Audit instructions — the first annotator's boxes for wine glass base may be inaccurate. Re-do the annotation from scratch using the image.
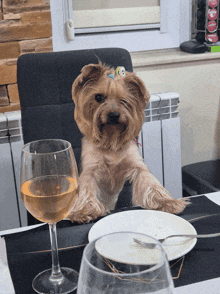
[32,267,78,294]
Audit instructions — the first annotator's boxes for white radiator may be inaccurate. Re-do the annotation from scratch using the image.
[138,92,182,200]
[0,111,26,231]
[0,92,182,230]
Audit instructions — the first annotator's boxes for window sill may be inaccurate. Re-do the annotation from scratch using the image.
[131,48,220,69]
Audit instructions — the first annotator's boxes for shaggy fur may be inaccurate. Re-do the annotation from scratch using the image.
[67,63,188,223]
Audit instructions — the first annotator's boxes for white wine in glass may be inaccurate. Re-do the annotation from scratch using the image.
[20,139,79,294]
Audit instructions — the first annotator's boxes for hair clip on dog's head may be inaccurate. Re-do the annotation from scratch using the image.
[116,66,126,77]
[108,74,114,79]
[108,67,126,80]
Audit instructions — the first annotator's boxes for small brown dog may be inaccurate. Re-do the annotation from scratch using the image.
[68,63,188,223]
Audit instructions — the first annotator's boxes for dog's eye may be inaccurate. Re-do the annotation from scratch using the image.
[95,94,105,103]
[122,99,127,105]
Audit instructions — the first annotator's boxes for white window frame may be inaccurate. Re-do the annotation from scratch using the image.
[50,0,191,53]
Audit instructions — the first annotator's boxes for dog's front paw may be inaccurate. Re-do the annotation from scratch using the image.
[150,189,189,214]
[134,185,189,214]
[66,199,107,224]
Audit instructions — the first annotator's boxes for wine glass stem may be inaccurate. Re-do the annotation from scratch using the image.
[49,223,64,283]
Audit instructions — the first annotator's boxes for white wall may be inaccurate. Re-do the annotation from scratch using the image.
[135,59,220,167]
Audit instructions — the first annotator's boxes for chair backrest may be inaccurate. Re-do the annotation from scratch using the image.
[17,48,133,169]
[17,48,134,218]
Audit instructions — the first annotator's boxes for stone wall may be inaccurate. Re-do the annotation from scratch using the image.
[0,0,52,113]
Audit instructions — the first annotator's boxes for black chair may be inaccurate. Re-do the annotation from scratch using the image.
[17,48,134,225]
[182,160,220,196]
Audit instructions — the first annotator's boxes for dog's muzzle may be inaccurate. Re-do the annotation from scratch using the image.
[107,112,120,125]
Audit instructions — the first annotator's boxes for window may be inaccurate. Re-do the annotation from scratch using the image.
[73,0,160,34]
[50,0,191,52]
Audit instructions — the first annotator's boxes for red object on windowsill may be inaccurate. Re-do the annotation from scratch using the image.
[208,8,218,21]
[206,33,218,42]
[208,0,218,8]
[207,20,217,32]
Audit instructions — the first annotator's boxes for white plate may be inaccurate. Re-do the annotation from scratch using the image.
[95,232,165,265]
[88,210,197,261]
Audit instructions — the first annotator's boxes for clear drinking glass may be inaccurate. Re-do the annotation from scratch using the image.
[20,139,79,294]
[77,232,174,294]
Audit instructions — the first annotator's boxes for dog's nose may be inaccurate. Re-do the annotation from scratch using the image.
[107,112,120,125]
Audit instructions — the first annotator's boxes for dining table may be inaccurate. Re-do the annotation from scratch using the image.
[1,191,220,294]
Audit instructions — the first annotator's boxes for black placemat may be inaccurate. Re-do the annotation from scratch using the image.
[171,196,220,287]
[3,221,93,294]
[2,195,220,293]
[171,213,220,287]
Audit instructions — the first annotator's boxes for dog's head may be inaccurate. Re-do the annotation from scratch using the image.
[72,63,150,151]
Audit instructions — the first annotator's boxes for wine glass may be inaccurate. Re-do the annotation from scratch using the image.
[20,139,79,294]
[77,232,174,294]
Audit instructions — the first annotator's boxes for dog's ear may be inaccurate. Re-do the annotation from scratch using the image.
[72,63,104,103]
[77,63,103,84]
[124,73,150,109]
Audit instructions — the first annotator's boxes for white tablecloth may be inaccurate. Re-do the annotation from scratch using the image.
[1,192,220,294]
